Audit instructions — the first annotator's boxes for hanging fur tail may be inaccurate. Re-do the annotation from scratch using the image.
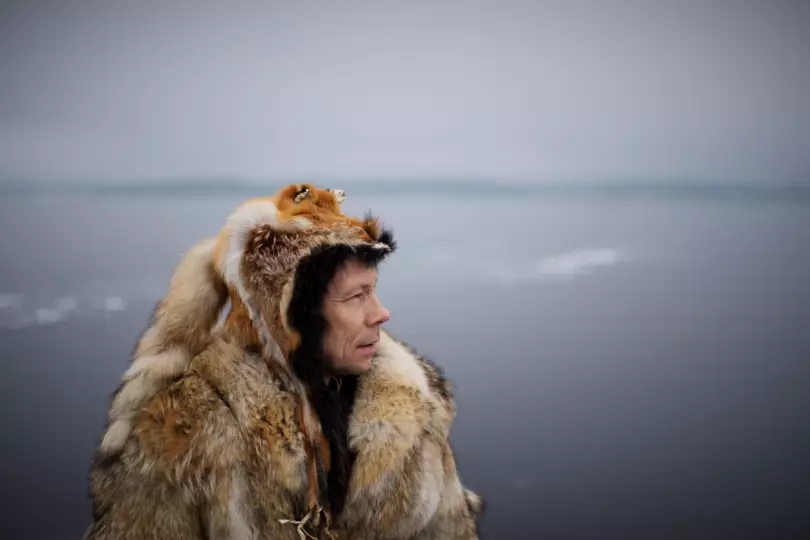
[99,236,229,456]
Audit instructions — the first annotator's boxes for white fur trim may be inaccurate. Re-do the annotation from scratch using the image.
[100,419,133,454]
[220,201,289,368]
[293,216,312,228]
[221,200,280,286]
[372,332,431,397]
[120,348,191,385]
[278,277,296,336]
[100,348,193,454]
[403,439,444,535]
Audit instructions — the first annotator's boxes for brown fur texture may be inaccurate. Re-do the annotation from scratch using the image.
[99,237,227,454]
[84,185,483,539]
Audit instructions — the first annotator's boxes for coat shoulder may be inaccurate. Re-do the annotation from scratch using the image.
[85,349,247,538]
[85,339,312,539]
[92,359,244,488]
[93,339,276,486]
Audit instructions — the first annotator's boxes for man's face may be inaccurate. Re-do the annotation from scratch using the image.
[321,258,391,374]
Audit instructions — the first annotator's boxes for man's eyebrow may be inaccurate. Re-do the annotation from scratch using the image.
[346,280,375,295]
[334,275,378,298]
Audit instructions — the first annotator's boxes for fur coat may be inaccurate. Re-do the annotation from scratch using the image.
[82,185,483,539]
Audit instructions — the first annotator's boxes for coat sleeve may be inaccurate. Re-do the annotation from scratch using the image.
[83,432,211,540]
[82,453,204,540]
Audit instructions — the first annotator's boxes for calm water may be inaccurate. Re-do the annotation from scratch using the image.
[2,193,810,539]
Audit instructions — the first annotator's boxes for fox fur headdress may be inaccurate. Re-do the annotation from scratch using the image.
[98,184,396,518]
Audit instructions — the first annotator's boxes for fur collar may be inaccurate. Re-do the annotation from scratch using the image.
[191,327,449,483]
[183,325,452,528]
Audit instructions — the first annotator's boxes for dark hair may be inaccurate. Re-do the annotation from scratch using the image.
[286,243,390,516]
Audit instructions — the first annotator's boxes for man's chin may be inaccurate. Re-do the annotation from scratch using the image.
[337,356,373,375]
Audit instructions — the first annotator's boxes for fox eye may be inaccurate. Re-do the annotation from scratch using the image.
[294,187,310,203]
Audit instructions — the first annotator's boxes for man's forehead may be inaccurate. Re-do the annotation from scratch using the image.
[331,260,377,290]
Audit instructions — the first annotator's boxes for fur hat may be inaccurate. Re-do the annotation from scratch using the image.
[215,191,395,380]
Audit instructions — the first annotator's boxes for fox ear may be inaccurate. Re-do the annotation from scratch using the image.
[359,212,396,252]
[328,188,346,203]
[361,213,381,239]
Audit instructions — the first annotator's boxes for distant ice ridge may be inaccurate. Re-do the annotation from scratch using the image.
[0,275,172,329]
[482,248,629,285]
[536,248,626,278]
[0,292,128,329]
[0,294,24,309]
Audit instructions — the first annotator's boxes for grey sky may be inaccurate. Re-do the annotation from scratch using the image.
[1,0,809,183]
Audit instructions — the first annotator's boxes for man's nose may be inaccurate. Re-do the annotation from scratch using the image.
[369,295,390,325]
[377,305,391,325]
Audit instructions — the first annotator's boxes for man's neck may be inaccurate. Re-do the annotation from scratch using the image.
[325,374,345,392]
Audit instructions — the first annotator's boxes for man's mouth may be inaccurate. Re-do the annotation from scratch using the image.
[358,339,378,351]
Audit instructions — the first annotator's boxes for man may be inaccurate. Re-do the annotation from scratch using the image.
[83,188,483,539]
